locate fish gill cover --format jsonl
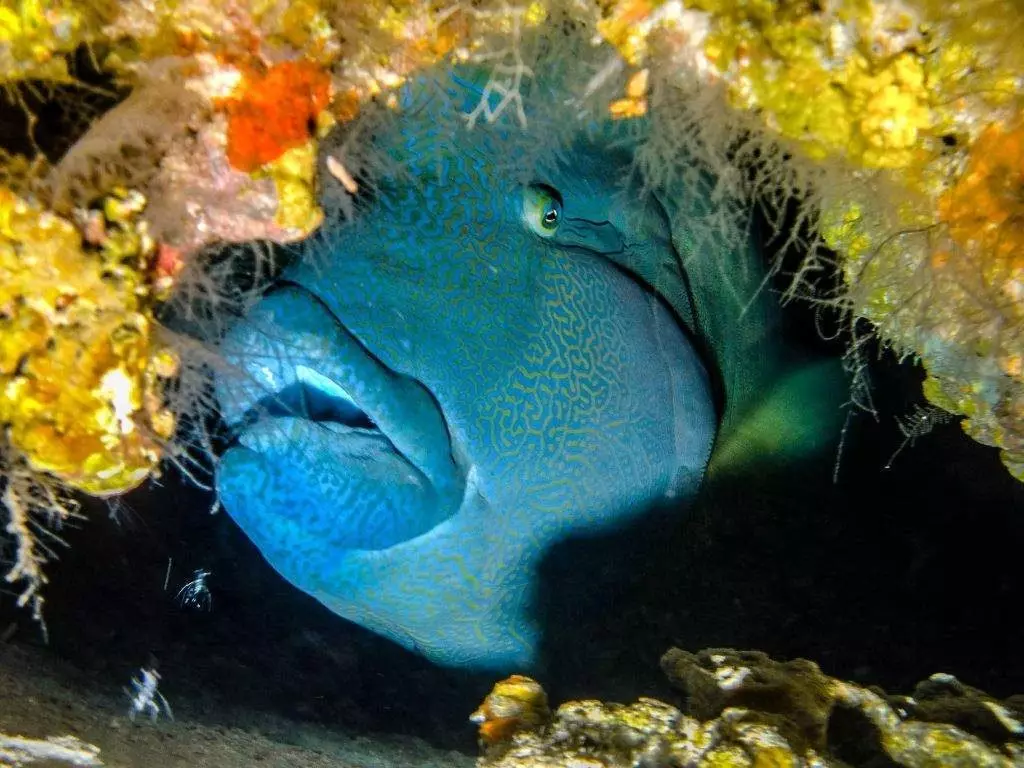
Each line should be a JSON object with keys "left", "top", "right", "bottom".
{"left": 0, "top": 0, "right": 1021, "bottom": 655}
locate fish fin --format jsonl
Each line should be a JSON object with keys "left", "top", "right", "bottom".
{"left": 707, "top": 357, "right": 847, "bottom": 480}
{"left": 653, "top": 183, "right": 846, "bottom": 481}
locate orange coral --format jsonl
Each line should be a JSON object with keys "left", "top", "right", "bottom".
{"left": 222, "top": 60, "right": 332, "bottom": 173}
{"left": 470, "top": 675, "right": 551, "bottom": 747}
{"left": 938, "top": 121, "right": 1024, "bottom": 277}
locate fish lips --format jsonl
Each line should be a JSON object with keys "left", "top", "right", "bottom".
{"left": 214, "top": 285, "right": 465, "bottom": 548}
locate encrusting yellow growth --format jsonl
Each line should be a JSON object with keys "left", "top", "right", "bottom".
{"left": 475, "top": 654, "right": 1024, "bottom": 767}
{"left": 681, "top": 0, "right": 931, "bottom": 169}
{"left": 596, "top": 0, "right": 1023, "bottom": 480}
{"left": 0, "top": 1, "right": 110, "bottom": 85}
{"left": 0, "top": 186, "right": 178, "bottom": 496}
{"left": 712, "top": 0, "right": 1023, "bottom": 480}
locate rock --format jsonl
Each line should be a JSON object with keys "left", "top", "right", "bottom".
{"left": 474, "top": 647, "right": 1024, "bottom": 767}
{"left": 660, "top": 647, "right": 835, "bottom": 753}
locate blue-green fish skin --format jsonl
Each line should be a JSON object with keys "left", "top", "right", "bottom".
{"left": 213, "top": 53, "right": 839, "bottom": 669}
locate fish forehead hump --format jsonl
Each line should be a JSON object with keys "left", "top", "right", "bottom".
{"left": 294, "top": 90, "right": 714, "bottom": 516}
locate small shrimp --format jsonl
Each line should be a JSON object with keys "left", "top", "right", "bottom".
{"left": 175, "top": 568, "right": 213, "bottom": 611}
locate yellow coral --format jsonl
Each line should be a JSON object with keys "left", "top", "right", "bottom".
{"left": 598, "top": 0, "right": 658, "bottom": 65}
{"left": 0, "top": 187, "right": 177, "bottom": 496}
{"left": 849, "top": 53, "right": 932, "bottom": 169}
{"left": 471, "top": 675, "right": 552, "bottom": 746}
{"left": 654, "top": 0, "right": 1023, "bottom": 482}
{"left": 0, "top": 1, "right": 110, "bottom": 84}
{"left": 828, "top": 121, "right": 1024, "bottom": 482}
{"left": 263, "top": 140, "right": 325, "bottom": 234}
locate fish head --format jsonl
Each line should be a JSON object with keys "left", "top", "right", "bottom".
{"left": 212, "top": 61, "right": 777, "bottom": 669}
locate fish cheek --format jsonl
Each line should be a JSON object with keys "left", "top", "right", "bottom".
{"left": 216, "top": 445, "right": 330, "bottom": 588}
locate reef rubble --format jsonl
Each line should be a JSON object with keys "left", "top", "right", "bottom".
{"left": 473, "top": 647, "right": 1024, "bottom": 767}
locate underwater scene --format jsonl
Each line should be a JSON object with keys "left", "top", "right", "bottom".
{"left": 1, "top": 1, "right": 1023, "bottom": 766}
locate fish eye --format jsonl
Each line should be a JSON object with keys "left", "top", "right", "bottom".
{"left": 522, "top": 183, "right": 563, "bottom": 238}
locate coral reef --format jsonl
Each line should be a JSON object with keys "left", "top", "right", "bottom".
{"left": 1, "top": 187, "right": 177, "bottom": 497}
{"left": 471, "top": 675, "right": 552, "bottom": 747}
{"left": 474, "top": 647, "right": 1024, "bottom": 767}
{"left": 660, "top": 648, "right": 835, "bottom": 755}
{"left": 601, "top": 0, "right": 1024, "bottom": 480}
{"left": 0, "top": 2, "right": 109, "bottom": 85}
{"left": 0, "top": 182, "right": 180, "bottom": 628}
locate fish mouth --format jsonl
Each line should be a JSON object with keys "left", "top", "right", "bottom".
{"left": 233, "top": 363, "right": 378, "bottom": 436}
{"left": 215, "top": 285, "right": 465, "bottom": 549}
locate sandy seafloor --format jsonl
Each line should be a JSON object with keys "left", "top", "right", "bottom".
{"left": 0, "top": 641, "right": 475, "bottom": 767}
